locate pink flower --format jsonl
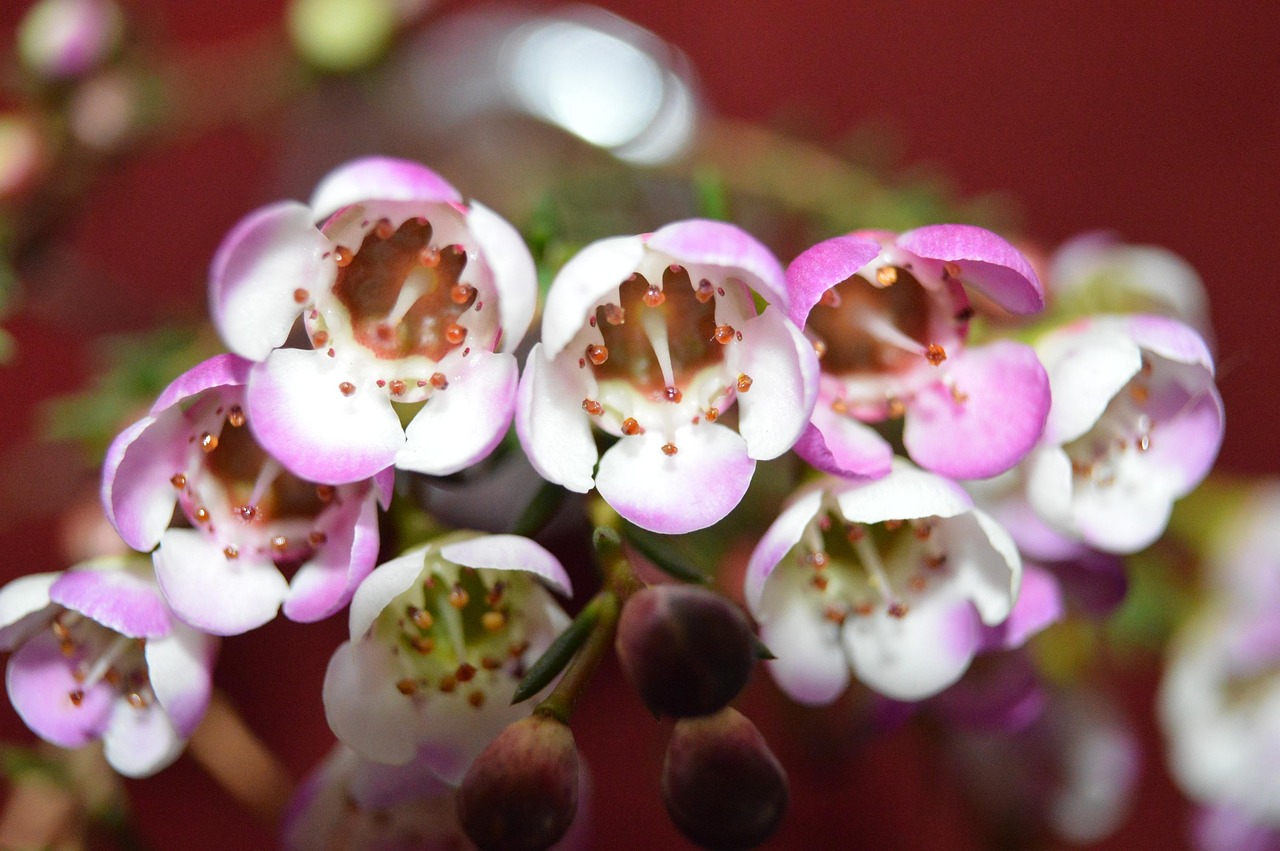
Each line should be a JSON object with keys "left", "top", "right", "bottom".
{"left": 102, "top": 354, "right": 392, "bottom": 635}
{"left": 1024, "top": 314, "right": 1224, "bottom": 553}
{"left": 322, "top": 534, "right": 572, "bottom": 784}
{"left": 786, "top": 225, "right": 1050, "bottom": 480}
{"left": 0, "top": 557, "right": 217, "bottom": 777}
{"left": 744, "top": 462, "right": 1026, "bottom": 702}
{"left": 209, "top": 156, "right": 536, "bottom": 484}
{"left": 517, "top": 219, "right": 818, "bottom": 534}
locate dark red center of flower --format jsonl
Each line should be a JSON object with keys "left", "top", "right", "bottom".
{"left": 805, "top": 267, "right": 933, "bottom": 376}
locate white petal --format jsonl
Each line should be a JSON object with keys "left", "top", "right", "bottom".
{"left": 152, "top": 529, "right": 289, "bottom": 636}
{"left": 541, "top": 236, "right": 645, "bottom": 357}
{"left": 323, "top": 639, "right": 419, "bottom": 765}
{"left": 209, "top": 201, "right": 334, "bottom": 361}
{"left": 844, "top": 596, "right": 981, "bottom": 701}
{"left": 0, "top": 572, "right": 58, "bottom": 650}
{"left": 937, "top": 508, "right": 1022, "bottom": 625}
{"left": 732, "top": 307, "right": 819, "bottom": 460}
{"left": 514, "top": 345, "right": 597, "bottom": 493}
{"left": 468, "top": 201, "right": 537, "bottom": 354}
{"left": 145, "top": 620, "right": 217, "bottom": 737}
{"left": 833, "top": 461, "right": 973, "bottom": 525}
{"left": 100, "top": 412, "right": 185, "bottom": 551}
{"left": 1038, "top": 322, "right": 1142, "bottom": 445}
{"left": 744, "top": 489, "right": 823, "bottom": 612}
{"left": 397, "top": 351, "right": 517, "bottom": 476}
{"left": 103, "top": 698, "right": 184, "bottom": 778}
{"left": 309, "top": 157, "right": 461, "bottom": 221}
{"left": 595, "top": 425, "right": 755, "bottom": 534}
{"left": 757, "top": 565, "right": 849, "bottom": 706}
{"left": 439, "top": 535, "right": 572, "bottom": 597}
{"left": 348, "top": 547, "right": 428, "bottom": 640}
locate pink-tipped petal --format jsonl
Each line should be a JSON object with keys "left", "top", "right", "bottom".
{"left": 905, "top": 341, "right": 1050, "bottom": 480}
{"left": 844, "top": 596, "right": 982, "bottom": 701}
{"left": 938, "top": 509, "right": 1022, "bottom": 625}
{"left": 49, "top": 568, "right": 171, "bottom": 639}
{"left": 795, "top": 410, "right": 894, "bottom": 480}
{"left": 1144, "top": 385, "right": 1224, "bottom": 493}
{"left": 833, "top": 462, "right": 972, "bottom": 525}
{"left": 102, "top": 699, "right": 183, "bottom": 778}
{"left": 150, "top": 353, "right": 252, "bottom": 415}
{"left": 784, "top": 233, "right": 882, "bottom": 328}
{"left": 1071, "top": 469, "right": 1176, "bottom": 554}
{"left": 210, "top": 201, "right": 335, "bottom": 361}
{"left": 897, "top": 224, "right": 1044, "bottom": 315}
{"left": 758, "top": 569, "right": 850, "bottom": 706}
{"left": 983, "top": 563, "right": 1062, "bottom": 650}
{"left": 0, "top": 572, "right": 58, "bottom": 650}
{"left": 540, "top": 236, "right": 646, "bottom": 357}
{"left": 438, "top": 534, "right": 572, "bottom": 597}
{"left": 515, "top": 346, "right": 597, "bottom": 494}
{"left": 152, "top": 529, "right": 289, "bottom": 636}
{"left": 145, "top": 621, "right": 216, "bottom": 738}
{"left": 744, "top": 489, "right": 824, "bottom": 610}
{"left": 397, "top": 351, "right": 518, "bottom": 476}
{"left": 1039, "top": 325, "right": 1142, "bottom": 445}
{"left": 247, "top": 348, "right": 405, "bottom": 484}
{"left": 323, "top": 639, "right": 419, "bottom": 765}
{"left": 733, "top": 307, "right": 819, "bottom": 460}
{"left": 647, "top": 219, "right": 789, "bottom": 309}
{"left": 595, "top": 424, "right": 755, "bottom": 534}
{"left": 1124, "top": 313, "right": 1215, "bottom": 371}
{"left": 7, "top": 631, "right": 115, "bottom": 747}
{"left": 101, "top": 413, "right": 186, "bottom": 552}
{"left": 468, "top": 201, "right": 537, "bottom": 353}
{"left": 284, "top": 493, "right": 380, "bottom": 623}
{"left": 309, "top": 157, "right": 461, "bottom": 221}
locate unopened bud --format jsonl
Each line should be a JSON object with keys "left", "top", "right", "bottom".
{"left": 457, "top": 714, "right": 579, "bottom": 851}
{"left": 615, "top": 585, "right": 755, "bottom": 718}
{"left": 662, "top": 708, "right": 788, "bottom": 850}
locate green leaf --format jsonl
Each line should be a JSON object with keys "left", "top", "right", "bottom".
{"left": 619, "top": 523, "right": 710, "bottom": 585}
{"left": 511, "top": 597, "right": 600, "bottom": 705}
{"left": 753, "top": 636, "right": 776, "bottom": 661}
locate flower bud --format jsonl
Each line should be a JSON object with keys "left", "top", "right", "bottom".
{"left": 662, "top": 707, "right": 788, "bottom": 850}
{"left": 615, "top": 585, "right": 755, "bottom": 718}
{"left": 457, "top": 714, "right": 579, "bottom": 851}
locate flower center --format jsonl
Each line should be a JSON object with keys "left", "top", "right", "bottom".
{"left": 374, "top": 563, "right": 535, "bottom": 711}
{"left": 1063, "top": 359, "right": 1156, "bottom": 487}
{"left": 806, "top": 266, "right": 941, "bottom": 376}
{"left": 51, "top": 611, "right": 152, "bottom": 709}
{"left": 325, "top": 216, "right": 478, "bottom": 362}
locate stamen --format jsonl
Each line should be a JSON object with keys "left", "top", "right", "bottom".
{"left": 925, "top": 343, "right": 947, "bottom": 366}
{"left": 736, "top": 374, "right": 753, "bottom": 393}
{"left": 79, "top": 635, "right": 133, "bottom": 690}
{"left": 661, "top": 443, "right": 678, "bottom": 456}
{"left": 643, "top": 285, "right": 666, "bottom": 307}
{"left": 621, "top": 418, "right": 644, "bottom": 436}
{"left": 419, "top": 246, "right": 440, "bottom": 267}
{"left": 582, "top": 399, "right": 603, "bottom": 416}
{"left": 199, "top": 433, "right": 218, "bottom": 453}
{"left": 389, "top": 379, "right": 406, "bottom": 396}
{"left": 339, "top": 382, "right": 356, "bottom": 396}
{"left": 853, "top": 311, "right": 930, "bottom": 358}
{"left": 293, "top": 288, "right": 309, "bottom": 304}
{"left": 430, "top": 373, "right": 449, "bottom": 390}
{"left": 374, "top": 219, "right": 395, "bottom": 240}
{"left": 852, "top": 534, "right": 899, "bottom": 610}
{"left": 247, "top": 457, "right": 283, "bottom": 509}
{"left": 482, "top": 611, "right": 506, "bottom": 632}
{"left": 640, "top": 308, "right": 677, "bottom": 389}
{"left": 875, "top": 266, "right": 898, "bottom": 287}
{"left": 586, "top": 344, "right": 609, "bottom": 365}
{"left": 170, "top": 473, "right": 187, "bottom": 489}
{"left": 713, "top": 325, "right": 735, "bottom": 345}
{"left": 695, "top": 279, "right": 714, "bottom": 303}
{"left": 227, "top": 405, "right": 246, "bottom": 427}
{"left": 334, "top": 246, "right": 353, "bottom": 267}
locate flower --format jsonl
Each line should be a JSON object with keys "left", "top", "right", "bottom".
{"left": 786, "top": 225, "right": 1049, "bottom": 480}
{"left": 1024, "top": 314, "right": 1224, "bottom": 553}
{"left": 102, "top": 353, "right": 392, "bottom": 635}
{"left": 17, "top": 0, "right": 123, "bottom": 80}
{"left": 322, "top": 533, "right": 572, "bottom": 783}
{"left": 517, "top": 219, "right": 818, "bottom": 533}
{"left": 0, "top": 557, "right": 217, "bottom": 777}
{"left": 209, "top": 156, "right": 536, "bottom": 483}
{"left": 744, "top": 462, "right": 1025, "bottom": 702}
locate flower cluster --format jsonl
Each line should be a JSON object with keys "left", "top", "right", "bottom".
{"left": 1, "top": 153, "right": 1228, "bottom": 850}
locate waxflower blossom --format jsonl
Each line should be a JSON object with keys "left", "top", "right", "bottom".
{"left": 1024, "top": 314, "right": 1224, "bottom": 554}
{"left": 744, "top": 462, "right": 1026, "bottom": 702}
{"left": 517, "top": 219, "right": 818, "bottom": 534}
{"left": 786, "top": 225, "right": 1049, "bottom": 480}
{"left": 103, "top": 353, "right": 392, "bottom": 635}
{"left": 210, "top": 156, "right": 537, "bottom": 483}
{"left": 323, "top": 533, "right": 572, "bottom": 784}
{"left": 0, "top": 556, "right": 217, "bottom": 778}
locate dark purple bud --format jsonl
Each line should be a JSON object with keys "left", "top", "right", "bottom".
{"left": 662, "top": 707, "right": 788, "bottom": 850}
{"left": 456, "top": 714, "right": 579, "bottom": 851}
{"left": 615, "top": 585, "right": 755, "bottom": 718}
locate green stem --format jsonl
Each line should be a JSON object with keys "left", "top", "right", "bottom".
{"left": 534, "top": 591, "right": 618, "bottom": 725}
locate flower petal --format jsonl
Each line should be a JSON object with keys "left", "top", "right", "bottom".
{"left": 646, "top": 219, "right": 788, "bottom": 309}
{"left": 732, "top": 307, "right": 819, "bottom": 460}
{"left": 348, "top": 548, "right": 427, "bottom": 640}
{"left": 49, "top": 568, "right": 171, "bottom": 639}
{"left": 541, "top": 236, "right": 645, "bottom": 357}
{"left": 0, "top": 572, "right": 58, "bottom": 650}
{"left": 896, "top": 224, "right": 1044, "bottom": 314}
{"left": 744, "top": 489, "right": 823, "bottom": 611}
{"left": 284, "top": 489, "right": 380, "bottom": 623}
{"left": 247, "top": 348, "right": 405, "bottom": 484}
{"left": 595, "top": 424, "right": 755, "bottom": 534}
{"left": 102, "top": 699, "right": 183, "bottom": 778}
{"left": 468, "top": 201, "right": 536, "bottom": 354}
{"left": 938, "top": 508, "right": 1022, "bottom": 624}
{"left": 904, "top": 341, "right": 1050, "bottom": 480}
{"left": 309, "top": 157, "right": 462, "bottom": 221}
{"left": 833, "top": 461, "right": 973, "bottom": 525}
{"left": 1144, "top": 384, "right": 1224, "bottom": 494}
{"left": 795, "top": 410, "right": 894, "bottom": 480}
{"left": 152, "top": 528, "right": 289, "bottom": 636}
{"left": 323, "top": 639, "right": 419, "bottom": 765}
{"left": 101, "top": 412, "right": 185, "bottom": 551}
{"left": 209, "top": 201, "right": 335, "bottom": 361}
{"left": 145, "top": 620, "right": 217, "bottom": 738}
{"left": 397, "top": 350, "right": 518, "bottom": 476}
{"left": 981, "top": 563, "right": 1061, "bottom": 650}
{"left": 438, "top": 534, "right": 572, "bottom": 597}
{"left": 1038, "top": 322, "right": 1142, "bottom": 445}
{"left": 1123, "top": 313, "right": 1214, "bottom": 371}
{"left": 758, "top": 567, "right": 850, "bottom": 706}
{"left": 785, "top": 233, "right": 882, "bottom": 328}
{"left": 7, "top": 630, "right": 115, "bottom": 747}
{"left": 843, "top": 595, "right": 982, "bottom": 701}
{"left": 150, "top": 353, "right": 252, "bottom": 415}
{"left": 515, "top": 345, "right": 597, "bottom": 494}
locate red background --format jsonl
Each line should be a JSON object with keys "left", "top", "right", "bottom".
{"left": 2, "top": 1, "right": 1277, "bottom": 848}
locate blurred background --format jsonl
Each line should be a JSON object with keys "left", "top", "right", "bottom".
{"left": 0, "top": 1, "right": 1276, "bottom": 848}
